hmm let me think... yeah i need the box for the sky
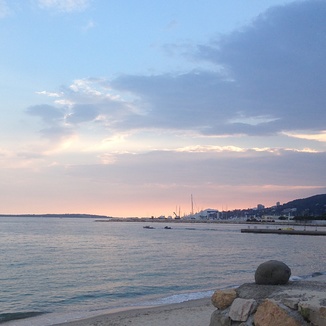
[0,0,325,217]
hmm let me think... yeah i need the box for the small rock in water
[255,260,291,285]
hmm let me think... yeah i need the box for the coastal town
[100,194,326,224]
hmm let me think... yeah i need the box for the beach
[53,274,326,326]
[54,298,214,326]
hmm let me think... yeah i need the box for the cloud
[66,104,100,124]
[109,0,326,137]
[27,79,138,143]
[26,104,64,124]
[193,0,326,134]
[25,104,76,143]
[27,1,326,145]
[37,0,90,12]
[284,131,326,142]
[64,149,326,191]
[36,91,62,97]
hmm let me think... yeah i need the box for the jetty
[241,227,326,236]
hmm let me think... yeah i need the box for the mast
[191,194,194,216]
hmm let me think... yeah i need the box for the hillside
[270,194,326,217]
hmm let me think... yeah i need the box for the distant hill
[271,194,326,217]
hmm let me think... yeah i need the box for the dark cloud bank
[111,0,326,136]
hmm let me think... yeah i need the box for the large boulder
[255,260,291,285]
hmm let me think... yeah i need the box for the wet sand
[54,298,214,326]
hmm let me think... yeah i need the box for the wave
[0,311,46,323]
[136,283,241,308]
[290,271,326,281]
[151,290,214,305]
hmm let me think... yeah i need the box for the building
[199,209,220,220]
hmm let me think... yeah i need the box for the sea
[0,217,325,325]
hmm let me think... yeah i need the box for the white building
[198,209,220,220]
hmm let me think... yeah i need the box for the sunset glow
[1,0,325,217]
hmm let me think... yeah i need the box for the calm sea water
[0,217,325,325]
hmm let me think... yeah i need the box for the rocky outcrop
[255,260,291,285]
[209,281,326,326]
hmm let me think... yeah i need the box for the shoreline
[2,297,215,326]
[3,275,326,326]
[56,275,326,326]
[53,297,214,326]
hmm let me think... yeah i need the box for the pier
[241,228,326,236]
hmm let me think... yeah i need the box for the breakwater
[241,228,326,236]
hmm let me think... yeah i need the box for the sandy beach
[52,274,326,326]
[53,298,214,326]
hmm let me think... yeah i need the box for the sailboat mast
[191,194,194,215]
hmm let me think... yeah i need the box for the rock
[229,298,257,322]
[255,260,291,285]
[299,301,326,325]
[282,297,299,310]
[236,283,286,300]
[236,280,326,301]
[209,309,231,326]
[211,289,237,309]
[209,280,325,326]
[254,299,301,326]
